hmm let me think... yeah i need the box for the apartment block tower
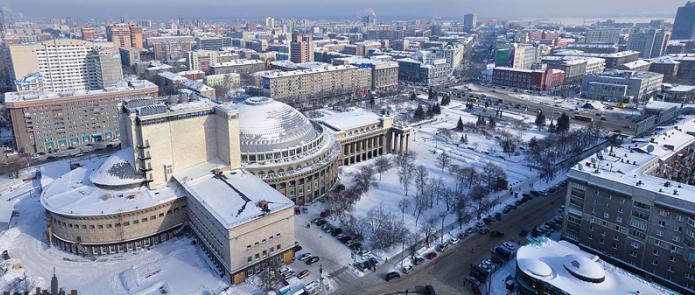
[290,32,313,63]
[106,23,144,49]
[7,39,124,93]
[672,1,695,40]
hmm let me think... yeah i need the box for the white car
[402,265,413,274]
[299,253,313,261]
[449,237,460,245]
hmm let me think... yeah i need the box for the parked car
[331,228,343,236]
[478,227,490,234]
[385,271,401,281]
[339,236,352,243]
[356,250,371,257]
[299,253,313,261]
[413,257,425,265]
[402,265,413,274]
[491,231,505,238]
[279,266,292,275]
[292,245,303,252]
[425,252,438,260]
[449,237,460,245]
[282,270,296,279]
[436,242,449,252]
[466,227,476,235]
[1,250,8,260]
[297,270,310,279]
[306,256,320,265]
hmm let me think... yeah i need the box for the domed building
[41,95,410,282]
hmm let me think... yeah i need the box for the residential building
[563,118,695,294]
[5,80,157,154]
[146,36,195,62]
[187,50,220,72]
[333,57,399,91]
[290,32,313,63]
[210,59,267,75]
[671,54,695,84]
[7,39,123,93]
[81,26,96,40]
[106,23,143,49]
[119,47,141,67]
[157,71,215,98]
[566,43,620,54]
[580,70,663,103]
[515,238,673,295]
[397,58,450,86]
[495,44,541,70]
[649,56,681,81]
[618,60,652,72]
[553,50,641,69]
[260,65,371,101]
[672,1,695,40]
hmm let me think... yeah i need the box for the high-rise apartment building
[464,13,477,30]
[106,23,143,49]
[672,1,695,40]
[290,32,314,63]
[264,16,275,29]
[7,39,124,93]
[563,118,695,294]
[627,29,670,58]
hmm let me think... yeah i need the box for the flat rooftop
[314,108,382,132]
[260,64,357,78]
[174,162,293,229]
[570,116,695,204]
[4,80,157,103]
[516,238,672,295]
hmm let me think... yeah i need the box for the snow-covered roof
[41,152,181,216]
[315,109,382,132]
[4,80,157,103]
[516,238,672,294]
[174,163,293,229]
[89,148,145,188]
[260,65,357,78]
[570,116,695,204]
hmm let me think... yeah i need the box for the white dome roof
[518,258,553,277]
[89,148,145,188]
[563,254,606,283]
[235,97,320,153]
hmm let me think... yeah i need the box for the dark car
[292,245,303,252]
[331,228,343,236]
[306,256,320,265]
[413,257,425,265]
[385,272,401,281]
[425,252,438,260]
[339,236,352,243]
[491,231,505,238]
[315,219,327,226]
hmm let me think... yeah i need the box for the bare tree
[422,217,438,247]
[482,162,505,190]
[436,151,451,171]
[374,156,392,180]
[414,165,429,199]
[398,161,415,196]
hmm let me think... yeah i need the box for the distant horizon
[0,0,684,23]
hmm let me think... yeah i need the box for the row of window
[246,233,282,250]
[54,205,184,230]
[247,244,282,264]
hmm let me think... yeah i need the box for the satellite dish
[646,144,655,153]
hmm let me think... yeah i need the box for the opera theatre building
[40,96,410,283]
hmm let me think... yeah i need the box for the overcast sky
[4,0,685,20]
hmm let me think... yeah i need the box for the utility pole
[440,212,446,244]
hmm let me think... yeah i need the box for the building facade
[6,80,157,154]
[580,70,664,103]
[563,119,695,294]
[146,36,194,62]
[210,59,267,75]
[491,67,564,91]
[7,39,123,93]
[627,29,670,58]
[290,33,314,63]
[672,1,695,40]
[106,23,143,49]
[260,65,371,101]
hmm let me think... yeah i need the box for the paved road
[332,184,566,295]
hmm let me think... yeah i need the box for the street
[332,184,566,295]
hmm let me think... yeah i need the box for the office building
[106,23,143,49]
[397,58,450,86]
[585,29,622,44]
[290,33,314,63]
[515,238,672,295]
[649,56,680,81]
[617,60,652,72]
[580,70,663,103]
[627,29,670,58]
[146,36,195,62]
[260,65,371,101]
[671,54,695,84]
[7,39,123,93]
[495,44,541,70]
[563,118,695,294]
[464,13,477,30]
[5,80,158,154]
[566,43,620,54]
[672,1,695,40]
[195,36,232,51]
